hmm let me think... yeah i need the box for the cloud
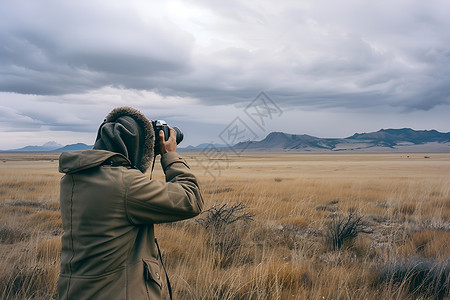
[2,1,450,110]
[1,0,450,149]
[0,87,240,134]
[0,1,194,95]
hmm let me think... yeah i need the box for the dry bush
[208,226,246,268]
[197,203,254,230]
[324,211,372,251]
[197,203,254,268]
[377,257,450,299]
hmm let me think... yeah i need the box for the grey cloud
[0,106,43,131]
[0,1,193,95]
[1,0,450,113]
[0,93,109,134]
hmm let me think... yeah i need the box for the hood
[92,107,155,173]
[59,150,130,174]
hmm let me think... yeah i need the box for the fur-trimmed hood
[93,107,154,172]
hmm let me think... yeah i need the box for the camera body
[152,120,183,155]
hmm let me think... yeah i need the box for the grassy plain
[0,152,449,299]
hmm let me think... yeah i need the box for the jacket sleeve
[125,152,204,224]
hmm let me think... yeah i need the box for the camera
[152,120,183,155]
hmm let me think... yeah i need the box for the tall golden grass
[0,153,449,299]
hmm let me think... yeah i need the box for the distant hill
[53,143,93,152]
[1,142,92,153]
[2,128,450,153]
[241,132,341,150]
[10,141,63,152]
[347,128,450,147]
[233,128,450,152]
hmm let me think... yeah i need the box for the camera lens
[173,127,183,144]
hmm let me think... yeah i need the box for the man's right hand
[159,126,177,155]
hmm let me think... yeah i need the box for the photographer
[58,107,204,299]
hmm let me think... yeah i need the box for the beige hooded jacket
[58,107,203,300]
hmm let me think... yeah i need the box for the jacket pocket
[143,258,163,289]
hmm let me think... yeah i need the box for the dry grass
[0,153,449,299]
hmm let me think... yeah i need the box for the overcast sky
[1,0,449,149]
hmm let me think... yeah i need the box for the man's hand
[159,126,177,155]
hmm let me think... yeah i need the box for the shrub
[197,203,254,267]
[378,257,450,299]
[324,212,371,251]
[197,203,254,231]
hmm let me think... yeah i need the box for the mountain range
[232,128,450,152]
[3,142,93,152]
[2,128,450,153]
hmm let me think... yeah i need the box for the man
[58,107,204,299]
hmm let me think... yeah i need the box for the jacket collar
[59,150,131,174]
